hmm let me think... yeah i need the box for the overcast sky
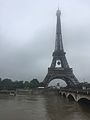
[0,0,90,82]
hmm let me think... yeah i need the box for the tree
[18,81,24,89]
[24,81,30,89]
[0,78,2,90]
[1,78,13,90]
[30,79,39,88]
[39,82,45,87]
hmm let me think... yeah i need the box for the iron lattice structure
[43,9,79,87]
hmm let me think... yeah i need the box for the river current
[0,94,90,120]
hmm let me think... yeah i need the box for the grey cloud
[0,0,90,83]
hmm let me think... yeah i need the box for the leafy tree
[30,79,39,88]
[1,78,13,90]
[24,81,30,89]
[39,82,45,87]
[0,78,2,90]
[13,81,20,89]
[18,81,24,89]
[0,77,41,90]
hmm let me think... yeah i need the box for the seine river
[0,94,90,120]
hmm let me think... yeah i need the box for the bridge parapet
[59,89,90,102]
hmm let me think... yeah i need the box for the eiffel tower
[43,9,79,87]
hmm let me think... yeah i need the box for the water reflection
[0,94,90,120]
[45,95,90,120]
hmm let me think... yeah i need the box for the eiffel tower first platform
[43,9,79,87]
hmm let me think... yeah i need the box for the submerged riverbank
[0,88,58,96]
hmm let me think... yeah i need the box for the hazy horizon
[0,0,90,83]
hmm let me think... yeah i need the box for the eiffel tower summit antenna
[57,0,63,13]
[58,0,59,9]
[43,1,79,87]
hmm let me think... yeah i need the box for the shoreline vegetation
[0,78,44,90]
[0,77,90,96]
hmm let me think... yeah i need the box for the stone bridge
[59,89,90,102]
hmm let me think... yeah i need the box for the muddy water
[0,94,90,120]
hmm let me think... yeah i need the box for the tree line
[0,78,44,90]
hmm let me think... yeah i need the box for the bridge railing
[59,88,90,95]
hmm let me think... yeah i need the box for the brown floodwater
[0,94,90,120]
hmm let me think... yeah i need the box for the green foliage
[0,78,40,90]
[30,79,39,88]
[24,81,30,89]
[39,82,45,87]
[0,78,13,90]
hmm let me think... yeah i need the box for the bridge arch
[67,94,75,101]
[59,92,61,95]
[62,93,66,98]
[78,98,90,103]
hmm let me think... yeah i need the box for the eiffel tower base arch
[43,68,79,87]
